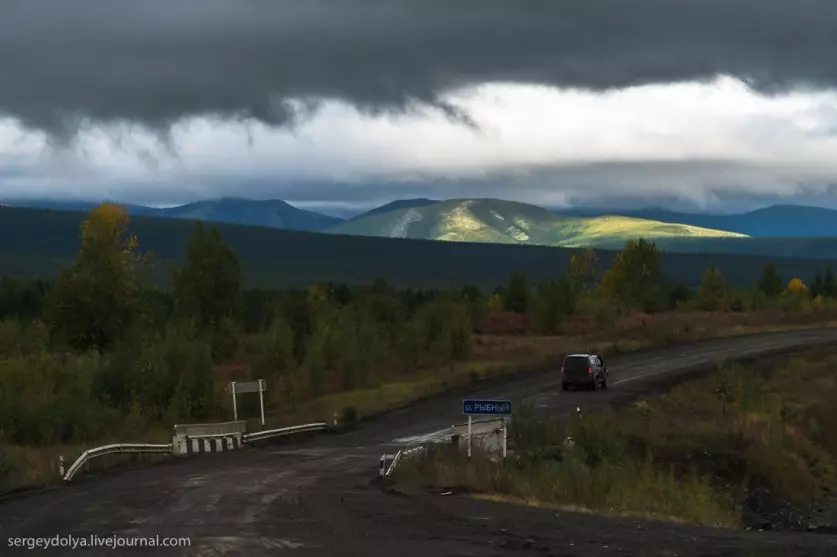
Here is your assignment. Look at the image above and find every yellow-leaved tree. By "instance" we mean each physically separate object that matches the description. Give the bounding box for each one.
[49,203,151,352]
[599,238,664,312]
[786,278,808,295]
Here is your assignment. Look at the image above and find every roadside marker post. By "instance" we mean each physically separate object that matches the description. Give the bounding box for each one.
[468,416,472,458]
[462,399,512,459]
[231,381,238,421]
[229,379,268,427]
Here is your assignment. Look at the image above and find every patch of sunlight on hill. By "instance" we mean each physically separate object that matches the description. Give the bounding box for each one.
[437,203,512,244]
[553,216,749,247]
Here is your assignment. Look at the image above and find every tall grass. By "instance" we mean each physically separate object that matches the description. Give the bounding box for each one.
[394,346,837,527]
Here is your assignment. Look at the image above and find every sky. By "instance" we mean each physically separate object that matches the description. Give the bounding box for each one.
[3,0,837,215]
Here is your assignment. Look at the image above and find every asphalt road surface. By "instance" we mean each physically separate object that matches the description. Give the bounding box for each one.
[3,328,837,557]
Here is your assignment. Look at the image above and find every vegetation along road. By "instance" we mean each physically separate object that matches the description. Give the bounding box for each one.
[2,328,837,556]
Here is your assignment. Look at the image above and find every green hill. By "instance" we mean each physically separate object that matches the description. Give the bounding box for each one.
[326,198,747,247]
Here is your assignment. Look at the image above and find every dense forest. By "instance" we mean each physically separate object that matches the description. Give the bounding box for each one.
[0,205,834,290]
[1,203,836,491]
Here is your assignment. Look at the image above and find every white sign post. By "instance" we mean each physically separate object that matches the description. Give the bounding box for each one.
[467,415,473,459]
[229,379,267,427]
[462,399,512,460]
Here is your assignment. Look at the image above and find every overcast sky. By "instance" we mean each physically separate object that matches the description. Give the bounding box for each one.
[3,0,837,213]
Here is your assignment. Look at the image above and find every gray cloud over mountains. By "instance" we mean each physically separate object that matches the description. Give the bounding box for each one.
[3,0,837,135]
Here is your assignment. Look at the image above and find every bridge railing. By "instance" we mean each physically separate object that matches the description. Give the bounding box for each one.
[62,443,173,482]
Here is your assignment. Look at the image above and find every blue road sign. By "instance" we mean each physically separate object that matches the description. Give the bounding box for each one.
[462,399,512,416]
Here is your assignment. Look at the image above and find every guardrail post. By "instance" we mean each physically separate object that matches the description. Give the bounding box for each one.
[258,379,266,427]
[231,381,238,422]
[59,455,64,477]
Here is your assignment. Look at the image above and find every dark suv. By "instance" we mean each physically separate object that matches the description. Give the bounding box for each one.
[561,353,608,391]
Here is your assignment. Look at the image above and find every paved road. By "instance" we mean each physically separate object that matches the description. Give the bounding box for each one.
[3,328,837,556]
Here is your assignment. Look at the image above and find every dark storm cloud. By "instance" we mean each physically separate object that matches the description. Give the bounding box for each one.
[2,0,837,136]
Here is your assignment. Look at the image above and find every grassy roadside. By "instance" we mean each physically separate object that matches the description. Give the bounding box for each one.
[391,345,837,528]
[4,309,837,495]
[276,309,837,426]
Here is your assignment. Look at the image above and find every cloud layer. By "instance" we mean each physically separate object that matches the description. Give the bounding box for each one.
[3,77,837,210]
[3,0,837,135]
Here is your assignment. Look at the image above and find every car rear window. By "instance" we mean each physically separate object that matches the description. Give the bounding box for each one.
[563,356,590,371]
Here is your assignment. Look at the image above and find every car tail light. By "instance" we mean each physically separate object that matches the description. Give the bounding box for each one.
[560,366,564,375]
[588,367,593,375]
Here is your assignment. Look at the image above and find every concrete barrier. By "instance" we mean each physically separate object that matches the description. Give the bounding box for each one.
[451,418,507,458]
[172,421,247,456]
[173,421,247,437]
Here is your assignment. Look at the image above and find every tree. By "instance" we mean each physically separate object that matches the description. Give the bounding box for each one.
[533,278,575,333]
[173,222,242,331]
[599,238,664,311]
[486,293,504,312]
[811,270,826,299]
[786,278,808,295]
[667,282,694,310]
[757,264,783,298]
[567,248,600,294]
[503,272,531,314]
[825,267,837,298]
[48,203,150,352]
[697,266,727,311]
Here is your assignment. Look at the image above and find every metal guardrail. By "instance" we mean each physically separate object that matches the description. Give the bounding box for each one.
[63,443,173,482]
[382,421,511,478]
[242,422,327,443]
[384,444,429,477]
[63,422,328,483]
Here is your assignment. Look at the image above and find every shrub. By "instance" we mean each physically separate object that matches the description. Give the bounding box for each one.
[476,311,533,335]
[0,443,18,491]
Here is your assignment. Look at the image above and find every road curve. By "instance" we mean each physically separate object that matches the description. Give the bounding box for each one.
[3,328,837,556]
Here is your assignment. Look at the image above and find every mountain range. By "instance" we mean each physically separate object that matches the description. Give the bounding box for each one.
[1,197,342,232]
[4,196,837,245]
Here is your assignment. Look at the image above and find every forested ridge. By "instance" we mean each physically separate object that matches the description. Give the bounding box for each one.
[0,205,834,289]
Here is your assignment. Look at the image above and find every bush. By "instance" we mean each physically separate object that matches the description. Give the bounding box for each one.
[0,443,17,491]
[476,311,532,335]
[0,352,109,445]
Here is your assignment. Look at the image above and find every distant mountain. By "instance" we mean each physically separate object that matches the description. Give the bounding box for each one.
[346,198,438,222]
[1,197,343,232]
[154,198,343,231]
[2,199,155,215]
[326,198,746,247]
[553,204,837,238]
